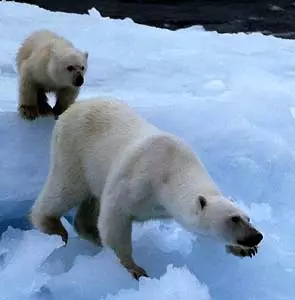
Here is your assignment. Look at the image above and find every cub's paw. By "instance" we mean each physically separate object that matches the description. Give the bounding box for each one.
[18,105,39,120]
[52,103,67,119]
[226,244,258,258]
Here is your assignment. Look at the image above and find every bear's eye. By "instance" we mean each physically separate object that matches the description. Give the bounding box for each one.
[81,66,85,71]
[198,195,207,210]
[67,65,75,72]
[231,216,240,224]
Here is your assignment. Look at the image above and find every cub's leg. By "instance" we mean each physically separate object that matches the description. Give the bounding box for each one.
[37,88,53,117]
[53,87,79,119]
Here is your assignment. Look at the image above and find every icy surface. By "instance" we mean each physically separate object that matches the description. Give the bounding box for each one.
[0,1,295,299]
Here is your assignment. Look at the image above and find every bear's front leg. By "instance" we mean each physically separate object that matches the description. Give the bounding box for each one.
[99,203,148,280]
[18,63,39,120]
[226,244,258,258]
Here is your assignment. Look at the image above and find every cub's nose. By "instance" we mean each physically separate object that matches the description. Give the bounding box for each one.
[238,232,263,247]
[73,74,84,87]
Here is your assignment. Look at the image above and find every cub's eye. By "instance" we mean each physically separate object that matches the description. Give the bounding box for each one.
[67,65,74,72]
[231,216,240,224]
[81,66,85,71]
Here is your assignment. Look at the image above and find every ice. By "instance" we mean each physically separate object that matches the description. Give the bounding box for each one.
[103,265,211,300]
[203,79,227,94]
[0,1,295,299]
[0,227,62,300]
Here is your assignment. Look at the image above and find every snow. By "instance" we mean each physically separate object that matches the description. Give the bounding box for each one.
[0,1,294,299]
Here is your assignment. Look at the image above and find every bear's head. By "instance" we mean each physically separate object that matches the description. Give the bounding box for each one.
[48,47,88,88]
[191,195,263,248]
[141,134,263,250]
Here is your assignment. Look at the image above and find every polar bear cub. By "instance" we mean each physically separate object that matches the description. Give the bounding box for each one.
[16,30,88,120]
[29,98,263,279]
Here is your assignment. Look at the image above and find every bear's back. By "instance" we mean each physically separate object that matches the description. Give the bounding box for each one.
[53,98,159,160]
[52,98,160,195]
[60,98,156,137]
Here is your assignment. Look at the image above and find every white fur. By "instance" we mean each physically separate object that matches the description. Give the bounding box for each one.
[16,29,88,120]
[30,97,262,278]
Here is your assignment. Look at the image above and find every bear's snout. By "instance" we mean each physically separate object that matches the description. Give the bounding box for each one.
[73,74,84,87]
[238,231,263,247]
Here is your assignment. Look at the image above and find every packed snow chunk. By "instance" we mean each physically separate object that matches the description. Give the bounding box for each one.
[0,227,63,300]
[88,7,102,18]
[133,221,196,255]
[47,248,138,300]
[203,79,227,94]
[0,113,54,203]
[104,265,211,300]
[130,221,196,278]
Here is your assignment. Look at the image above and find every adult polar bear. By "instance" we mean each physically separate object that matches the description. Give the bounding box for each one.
[29,98,263,279]
[16,30,88,120]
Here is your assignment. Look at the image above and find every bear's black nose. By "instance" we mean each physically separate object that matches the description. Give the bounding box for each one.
[238,232,263,247]
[73,74,84,87]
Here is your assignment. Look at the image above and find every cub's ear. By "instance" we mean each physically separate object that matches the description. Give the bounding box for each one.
[198,195,207,210]
[84,51,89,60]
[51,48,59,62]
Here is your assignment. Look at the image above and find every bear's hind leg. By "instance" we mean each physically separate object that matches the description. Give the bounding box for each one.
[74,196,101,245]
[29,175,88,244]
[28,214,69,243]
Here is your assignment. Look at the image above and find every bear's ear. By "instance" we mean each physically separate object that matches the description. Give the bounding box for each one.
[84,51,89,60]
[198,195,207,210]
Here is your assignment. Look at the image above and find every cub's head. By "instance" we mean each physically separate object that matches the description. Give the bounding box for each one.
[191,195,263,248]
[48,47,88,88]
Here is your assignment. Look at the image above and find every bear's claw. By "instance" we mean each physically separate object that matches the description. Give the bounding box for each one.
[128,265,148,280]
[121,260,149,280]
[226,244,258,258]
